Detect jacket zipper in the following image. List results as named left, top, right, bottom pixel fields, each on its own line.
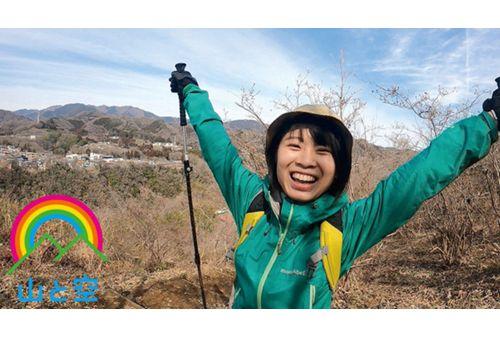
left=309, top=284, right=316, bottom=309
left=256, top=204, right=294, bottom=308
left=229, top=285, right=241, bottom=308
left=233, top=287, right=241, bottom=306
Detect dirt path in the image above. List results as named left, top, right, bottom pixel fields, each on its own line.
left=99, top=267, right=234, bottom=309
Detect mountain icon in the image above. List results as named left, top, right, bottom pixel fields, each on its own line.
left=6, top=233, right=107, bottom=276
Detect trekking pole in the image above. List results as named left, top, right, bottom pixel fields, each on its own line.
left=174, top=62, right=207, bottom=309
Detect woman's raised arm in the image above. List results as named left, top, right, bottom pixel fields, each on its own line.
left=182, top=84, right=263, bottom=233
left=340, top=110, right=498, bottom=275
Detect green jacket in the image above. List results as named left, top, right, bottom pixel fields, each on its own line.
left=183, top=84, right=498, bottom=309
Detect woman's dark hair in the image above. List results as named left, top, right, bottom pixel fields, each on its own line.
left=266, top=115, right=351, bottom=200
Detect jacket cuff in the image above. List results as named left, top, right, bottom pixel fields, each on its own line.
left=479, top=110, right=499, bottom=144
left=183, top=83, right=200, bottom=96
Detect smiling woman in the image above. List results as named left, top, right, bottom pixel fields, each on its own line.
left=267, top=109, right=351, bottom=203
left=169, top=66, right=499, bottom=309
left=277, top=128, right=336, bottom=202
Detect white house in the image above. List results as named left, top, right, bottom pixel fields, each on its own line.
left=89, top=152, right=102, bottom=161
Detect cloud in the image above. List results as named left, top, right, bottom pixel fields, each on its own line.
left=0, top=29, right=312, bottom=120
left=370, top=29, right=500, bottom=103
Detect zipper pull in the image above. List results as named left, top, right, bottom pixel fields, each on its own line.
left=277, top=237, right=285, bottom=255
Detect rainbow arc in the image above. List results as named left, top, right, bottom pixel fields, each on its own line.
left=10, top=194, right=103, bottom=262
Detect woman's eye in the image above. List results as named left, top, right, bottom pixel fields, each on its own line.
left=288, top=143, right=300, bottom=149
left=316, top=148, right=331, bottom=154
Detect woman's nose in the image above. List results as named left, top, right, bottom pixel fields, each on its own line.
left=296, top=147, right=316, bottom=167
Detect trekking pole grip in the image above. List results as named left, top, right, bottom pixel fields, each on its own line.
left=176, top=63, right=188, bottom=126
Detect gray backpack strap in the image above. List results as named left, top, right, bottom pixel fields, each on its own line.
left=225, top=248, right=235, bottom=261
left=307, top=246, right=328, bottom=279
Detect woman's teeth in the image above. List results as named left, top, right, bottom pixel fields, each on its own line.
left=291, top=172, right=317, bottom=183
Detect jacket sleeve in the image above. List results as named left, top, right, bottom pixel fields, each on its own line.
left=340, top=111, right=498, bottom=275
left=182, top=84, right=263, bottom=233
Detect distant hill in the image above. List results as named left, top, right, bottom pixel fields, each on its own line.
left=96, top=105, right=159, bottom=119
left=162, top=116, right=264, bottom=131
left=0, top=110, right=35, bottom=135
left=226, top=119, right=265, bottom=131
left=0, top=109, right=32, bottom=123
left=10, top=104, right=264, bottom=132
left=14, top=104, right=159, bottom=121
left=161, top=116, right=180, bottom=124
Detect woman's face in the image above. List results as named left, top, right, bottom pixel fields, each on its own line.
left=276, top=128, right=335, bottom=203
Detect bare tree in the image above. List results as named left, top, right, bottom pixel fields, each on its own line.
left=273, top=72, right=310, bottom=112
left=235, top=51, right=380, bottom=142
left=233, top=84, right=268, bottom=175
left=274, top=52, right=368, bottom=121
left=386, top=122, right=420, bottom=150
left=235, top=84, right=268, bottom=131
left=273, top=51, right=379, bottom=142
left=374, top=84, right=486, bottom=149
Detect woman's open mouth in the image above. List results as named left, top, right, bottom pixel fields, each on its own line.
left=290, top=172, right=318, bottom=191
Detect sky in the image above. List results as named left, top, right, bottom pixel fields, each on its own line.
left=0, top=28, right=499, bottom=145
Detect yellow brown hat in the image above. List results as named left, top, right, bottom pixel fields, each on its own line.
left=265, top=104, right=353, bottom=197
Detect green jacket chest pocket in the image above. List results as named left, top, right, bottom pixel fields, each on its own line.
left=234, top=216, right=277, bottom=263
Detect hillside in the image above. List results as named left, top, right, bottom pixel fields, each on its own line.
left=0, top=110, right=35, bottom=135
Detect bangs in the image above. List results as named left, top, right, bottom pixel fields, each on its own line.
left=286, top=123, right=339, bottom=152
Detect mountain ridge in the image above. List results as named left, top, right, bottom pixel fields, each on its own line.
left=14, top=103, right=156, bottom=121
left=7, top=103, right=264, bottom=132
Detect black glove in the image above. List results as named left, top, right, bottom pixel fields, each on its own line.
left=482, top=77, right=500, bottom=119
left=169, top=67, right=198, bottom=94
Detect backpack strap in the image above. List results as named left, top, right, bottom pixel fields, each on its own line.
left=308, top=210, right=343, bottom=290
left=226, top=191, right=266, bottom=261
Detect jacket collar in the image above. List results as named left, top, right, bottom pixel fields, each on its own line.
left=262, top=176, right=349, bottom=236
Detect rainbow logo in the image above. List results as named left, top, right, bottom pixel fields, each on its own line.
left=10, top=194, right=103, bottom=263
